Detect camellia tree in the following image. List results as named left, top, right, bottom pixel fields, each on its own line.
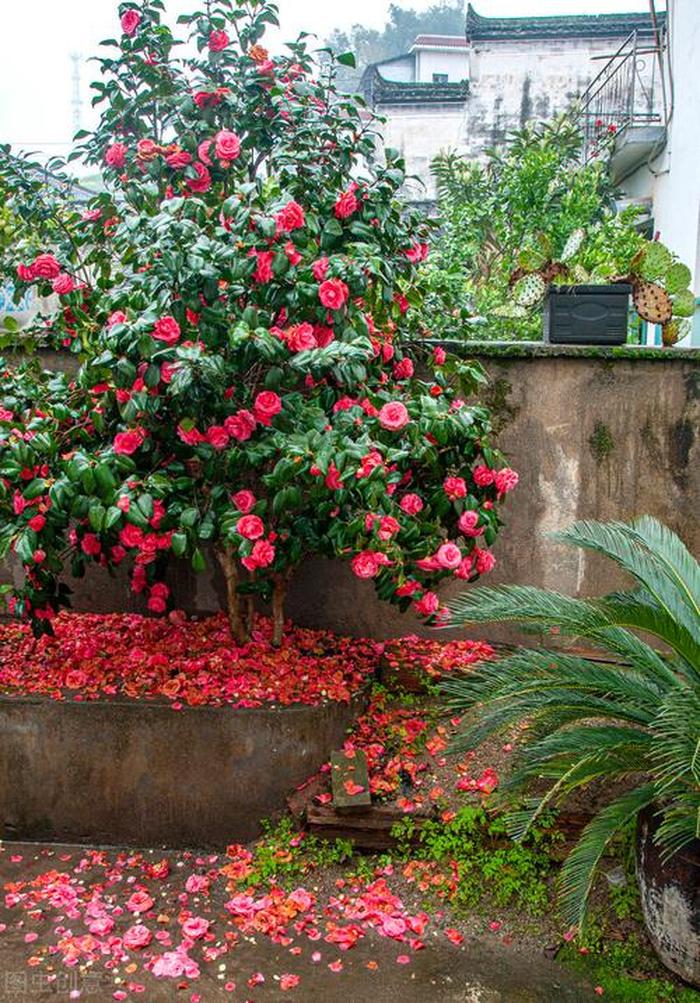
left=0, top=0, right=517, bottom=645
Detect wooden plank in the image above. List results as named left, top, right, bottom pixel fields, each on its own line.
left=307, top=802, right=435, bottom=850
left=330, top=749, right=371, bottom=812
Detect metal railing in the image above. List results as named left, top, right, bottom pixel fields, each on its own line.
left=575, top=26, right=668, bottom=161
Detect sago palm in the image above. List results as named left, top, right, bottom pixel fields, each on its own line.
left=441, top=516, right=700, bottom=926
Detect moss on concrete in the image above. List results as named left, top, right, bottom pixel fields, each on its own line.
left=589, top=422, right=615, bottom=464
left=423, top=339, right=700, bottom=362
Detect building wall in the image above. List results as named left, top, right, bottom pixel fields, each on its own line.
left=415, top=48, right=468, bottom=83
left=621, top=0, right=700, bottom=345
left=378, top=103, right=468, bottom=202
left=463, top=36, right=621, bottom=159
left=374, top=54, right=415, bottom=83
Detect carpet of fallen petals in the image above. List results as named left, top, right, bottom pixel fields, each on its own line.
left=0, top=612, right=492, bottom=709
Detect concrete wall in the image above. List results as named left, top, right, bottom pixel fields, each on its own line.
left=415, top=48, right=468, bottom=84
left=378, top=102, right=468, bottom=202
left=8, top=345, right=697, bottom=644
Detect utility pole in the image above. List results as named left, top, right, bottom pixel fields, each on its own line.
left=70, top=53, right=83, bottom=135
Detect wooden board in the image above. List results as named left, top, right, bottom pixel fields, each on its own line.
left=307, top=801, right=435, bottom=850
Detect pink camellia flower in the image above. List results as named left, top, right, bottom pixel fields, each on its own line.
left=286, top=323, right=316, bottom=352
left=494, top=467, right=519, bottom=494
left=351, top=550, right=391, bottom=579
left=16, top=263, right=35, bottom=282
left=136, top=138, right=159, bottom=161
left=473, top=465, right=496, bottom=487
left=458, top=510, right=483, bottom=537
left=197, top=139, right=213, bottom=165
left=232, top=490, right=256, bottom=513
left=214, top=129, right=241, bottom=163
left=237, top=515, right=265, bottom=540
left=185, top=874, right=210, bottom=894
left=113, top=428, right=145, bottom=455
left=312, top=257, right=330, bottom=282
left=206, top=425, right=230, bottom=450
left=443, top=476, right=467, bottom=500
left=242, top=538, right=275, bottom=572
left=433, top=346, right=447, bottom=366
left=253, top=391, right=282, bottom=426
left=477, top=768, right=499, bottom=794
left=165, top=149, right=192, bottom=169
left=378, top=401, right=409, bottom=431
left=107, top=310, right=127, bottom=327
left=87, top=915, right=114, bottom=937
left=334, top=187, right=359, bottom=220
left=225, top=409, right=257, bottom=441
left=104, top=142, right=127, bottom=168
left=51, top=273, right=75, bottom=295
left=152, top=316, right=181, bottom=345
left=208, top=29, right=230, bottom=52
left=378, top=515, right=400, bottom=541
left=120, top=9, right=141, bottom=36
left=152, top=951, right=186, bottom=978
left=123, top=924, right=152, bottom=950
left=28, top=514, right=46, bottom=532
left=474, top=548, right=496, bottom=574
left=280, top=974, right=300, bottom=992
left=404, top=241, right=429, bottom=263
left=414, top=591, right=440, bottom=616
left=400, top=493, right=423, bottom=516
left=30, top=253, right=61, bottom=279
left=181, top=916, right=209, bottom=940
left=126, top=891, right=154, bottom=914
left=81, top=533, right=102, bottom=557
left=318, top=278, right=349, bottom=311
left=276, top=200, right=305, bottom=232
left=284, top=241, right=303, bottom=267
left=436, top=542, right=462, bottom=570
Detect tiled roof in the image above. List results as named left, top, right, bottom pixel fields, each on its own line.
left=363, top=68, right=469, bottom=107
left=466, top=3, right=663, bottom=42
left=412, top=35, right=468, bottom=49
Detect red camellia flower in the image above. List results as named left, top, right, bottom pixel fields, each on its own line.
left=16, top=263, right=35, bottom=282
left=152, top=316, right=181, bottom=345
left=186, top=162, right=212, bottom=193
left=27, top=514, right=46, bottom=532
left=242, top=538, right=275, bottom=571
left=378, top=401, right=409, bottom=431
left=104, top=142, right=127, bottom=168
left=334, top=186, right=359, bottom=220
left=30, top=253, right=61, bottom=279
left=120, top=9, right=142, bottom=36
left=165, top=148, right=192, bottom=169
left=458, top=510, right=483, bottom=537
left=414, top=591, right=439, bottom=616
left=276, top=200, right=305, bottom=232
left=225, top=410, right=257, bottom=442
left=232, top=490, right=256, bottom=513
left=318, top=278, right=349, bottom=311
left=252, top=250, right=274, bottom=284
left=237, top=514, right=265, bottom=540
left=494, top=467, right=519, bottom=494
left=436, top=542, right=462, bottom=570
left=253, top=391, right=282, bottom=426
left=206, top=425, right=230, bottom=450
left=473, top=465, right=496, bottom=487
left=214, top=129, right=241, bottom=163
left=312, top=257, right=330, bottom=281
left=113, top=428, right=146, bottom=455
left=208, top=29, right=230, bottom=51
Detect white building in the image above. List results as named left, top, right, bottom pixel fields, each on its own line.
left=362, top=5, right=663, bottom=203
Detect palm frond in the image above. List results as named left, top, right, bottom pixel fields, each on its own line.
left=553, top=519, right=699, bottom=640
left=631, top=515, right=700, bottom=619
left=558, top=783, right=658, bottom=927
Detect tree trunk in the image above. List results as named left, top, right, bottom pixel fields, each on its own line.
left=215, top=545, right=249, bottom=645
left=271, top=574, right=287, bottom=648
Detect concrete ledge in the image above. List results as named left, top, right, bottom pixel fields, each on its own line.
left=0, top=692, right=366, bottom=848
left=425, top=339, right=700, bottom=361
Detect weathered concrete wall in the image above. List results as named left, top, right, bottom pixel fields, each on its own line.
left=0, top=692, right=366, bottom=847
left=2, top=344, right=699, bottom=642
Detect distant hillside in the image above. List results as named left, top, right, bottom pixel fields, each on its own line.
left=326, top=1, right=466, bottom=92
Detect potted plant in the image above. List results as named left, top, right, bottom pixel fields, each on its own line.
left=507, top=230, right=695, bottom=346
left=441, top=517, right=700, bottom=985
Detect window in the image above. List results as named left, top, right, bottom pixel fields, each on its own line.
left=432, top=73, right=448, bottom=84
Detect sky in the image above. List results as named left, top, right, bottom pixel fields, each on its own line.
left=0, top=0, right=661, bottom=165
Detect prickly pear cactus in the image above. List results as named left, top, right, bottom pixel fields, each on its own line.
left=661, top=318, right=690, bottom=346
left=517, top=246, right=548, bottom=272
left=513, top=273, right=547, bottom=308
left=638, top=241, right=674, bottom=282
left=633, top=281, right=674, bottom=325
left=561, top=228, right=586, bottom=263
left=666, top=262, right=693, bottom=295
left=670, top=289, right=696, bottom=318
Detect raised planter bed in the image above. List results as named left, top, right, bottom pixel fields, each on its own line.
left=0, top=691, right=366, bottom=848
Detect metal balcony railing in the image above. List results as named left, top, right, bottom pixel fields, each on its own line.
left=575, top=26, right=668, bottom=162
